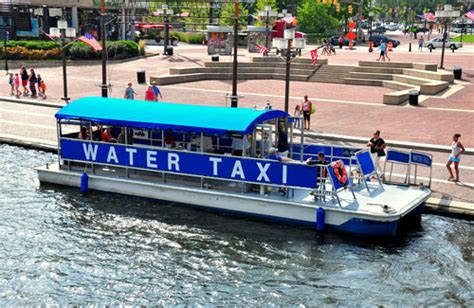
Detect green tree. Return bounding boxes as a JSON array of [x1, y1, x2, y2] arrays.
[[220, 2, 250, 28], [297, 0, 339, 36]]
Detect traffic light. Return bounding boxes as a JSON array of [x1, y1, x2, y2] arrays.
[[348, 5, 353, 14]]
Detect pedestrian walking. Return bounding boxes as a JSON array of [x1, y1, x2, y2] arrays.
[[338, 36, 344, 49], [39, 79, 47, 100], [446, 133, 465, 182], [302, 95, 312, 130], [377, 41, 387, 62], [293, 105, 302, 129], [418, 36, 424, 52], [152, 81, 162, 101], [36, 74, 43, 98], [13, 73, 21, 98], [367, 130, 386, 177], [20, 66, 29, 96], [329, 37, 336, 55], [8, 73, 14, 96], [145, 85, 156, 101], [124, 82, 137, 100], [28, 68, 37, 98]]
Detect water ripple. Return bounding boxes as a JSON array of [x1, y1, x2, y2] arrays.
[[0, 144, 473, 306]]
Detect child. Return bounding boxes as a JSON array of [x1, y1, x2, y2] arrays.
[[294, 105, 302, 129], [39, 80, 47, 100], [8, 73, 14, 96], [37, 74, 43, 97], [14, 73, 21, 98]]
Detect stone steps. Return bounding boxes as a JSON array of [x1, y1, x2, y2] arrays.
[[353, 66, 404, 74], [383, 90, 411, 105], [349, 72, 394, 80], [383, 80, 418, 91], [152, 72, 310, 85], [344, 78, 384, 86], [392, 75, 449, 95], [403, 68, 454, 83]]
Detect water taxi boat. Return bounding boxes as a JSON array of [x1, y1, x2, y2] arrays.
[[37, 97, 432, 237]]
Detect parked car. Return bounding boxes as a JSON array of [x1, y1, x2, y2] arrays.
[[385, 24, 399, 31], [329, 36, 357, 46], [414, 27, 429, 34], [369, 35, 400, 48], [424, 38, 463, 50], [372, 26, 386, 34]]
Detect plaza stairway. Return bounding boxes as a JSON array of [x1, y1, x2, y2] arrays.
[[151, 57, 328, 85], [152, 57, 453, 106], [344, 61, 453, 105]]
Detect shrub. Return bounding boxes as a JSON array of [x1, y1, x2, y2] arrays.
[[171, 32, 205, 44], [2, 40, 139, 60], [7, 40, 60, 50], [1, 46, 61, 60]]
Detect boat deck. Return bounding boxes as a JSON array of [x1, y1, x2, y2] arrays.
[[41, 163, 430, 220]]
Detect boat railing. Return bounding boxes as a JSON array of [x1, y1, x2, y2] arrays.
[[58, 137, 326, 197]]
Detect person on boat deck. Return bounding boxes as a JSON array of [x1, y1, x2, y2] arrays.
[[367, 130, 386, 176], [92, 125, 102, 141], [102, 126, 117, 143], [145, 85, 156, 101], [78, 126, 90, 140], [117, 127, 129, 144], [164, 130, 176, 148], [277, 122, 289, 157], [306, 152, 328, 179], [232, 135, 251, 156], [189, 135, 214, 153], [266, 147, 294, 196], [261, 132, 272, 158]]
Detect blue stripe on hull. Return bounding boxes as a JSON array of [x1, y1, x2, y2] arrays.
[[176, 201, 407, 237]]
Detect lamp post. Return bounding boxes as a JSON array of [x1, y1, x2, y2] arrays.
[[368, 11, 374, 44], [156, 4, 174, 55], [50, 20, 76, 104], [275, 27, 304, 113], [435, 5, 460, 69], [258, 5, 277, 51], [3, 30, 8, 74]]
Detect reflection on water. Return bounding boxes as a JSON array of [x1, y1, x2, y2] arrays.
[[0, 144, 472, 305]]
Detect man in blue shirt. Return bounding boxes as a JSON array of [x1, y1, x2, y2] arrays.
[[265, 148, 294, 196], [151, 81, 162, 101], [377, 41, 387, 62]]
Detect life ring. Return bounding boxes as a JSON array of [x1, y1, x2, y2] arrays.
[[332, 161, 347, 185]]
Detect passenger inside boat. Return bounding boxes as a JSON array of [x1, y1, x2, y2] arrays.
[[102, 126, 117, 143], [232, 134, 251, 156], [164, 130, 176, 148]]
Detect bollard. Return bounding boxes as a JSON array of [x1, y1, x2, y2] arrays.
[[409, 42, 412, 52]]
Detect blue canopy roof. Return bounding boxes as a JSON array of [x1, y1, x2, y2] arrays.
[[55, 97, 289, 135]]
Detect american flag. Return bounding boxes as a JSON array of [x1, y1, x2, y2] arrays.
[[465, 10, 474, 21], [78, 33, 103, 52], [256, 44, 269, 55], [310, 49, 318, 66]]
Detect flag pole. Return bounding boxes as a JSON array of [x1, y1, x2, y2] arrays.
[[101, 0, 108, 98]]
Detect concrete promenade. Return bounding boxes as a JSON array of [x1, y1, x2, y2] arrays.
[[0, 31, 473, 212]]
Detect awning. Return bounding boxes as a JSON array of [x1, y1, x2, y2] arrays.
[[55, 97, 289, 135]]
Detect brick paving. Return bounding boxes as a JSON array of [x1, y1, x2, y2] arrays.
[[1, 38, 473, 203]]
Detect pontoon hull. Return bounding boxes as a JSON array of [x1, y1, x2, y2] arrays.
[[37, 165, 429, 237]]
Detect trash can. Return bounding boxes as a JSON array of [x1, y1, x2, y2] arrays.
[[453, 66, 462, 80], [408, 89, 419, 106], [212, 55, 219, 62], [137, 70, 146, 84], [166, 46, 173, 56]]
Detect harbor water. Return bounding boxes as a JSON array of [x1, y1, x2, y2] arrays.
[[0, 144, 472, 305]]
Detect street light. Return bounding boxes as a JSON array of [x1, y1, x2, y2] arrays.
[[435, 5, 460, 69], [49, 19, 76, 104], [274, 26, 304, 113], [156, 4, 174, 55], [3, 30, 9, 74], [257, 5, 277, 51]]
